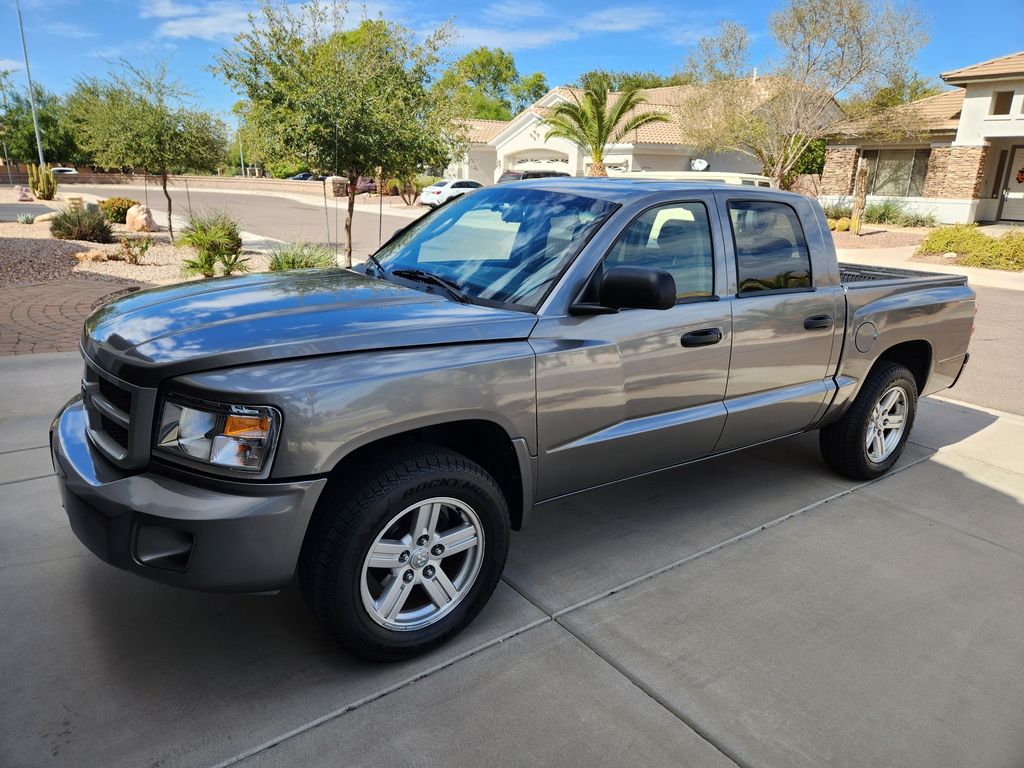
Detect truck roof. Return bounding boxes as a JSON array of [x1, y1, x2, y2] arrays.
[[507, 177, 797, 204]]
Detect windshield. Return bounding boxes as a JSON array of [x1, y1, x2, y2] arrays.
[[369, 186, 617, 310]]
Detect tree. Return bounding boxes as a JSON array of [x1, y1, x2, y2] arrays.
[[0, 76, 84, 166], [678, 0, 929, 187], [435, 46, 548, 120], [69, 63, 226, 238], [575, 69, 696, 93], [845, 70, 943, 113], [541, 82, 670, 176], [214, 2, 463, 266]]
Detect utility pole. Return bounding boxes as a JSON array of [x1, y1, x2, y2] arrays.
[[236, 118, 245, 177], [15, 0, 45, 167], [0, 75, 13, 186]]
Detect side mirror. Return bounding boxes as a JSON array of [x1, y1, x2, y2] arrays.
[[599, 266, 676, 310]]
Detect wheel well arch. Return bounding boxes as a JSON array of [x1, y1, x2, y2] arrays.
[[872, 339, 932, 395], [326, 420, 527, 530]]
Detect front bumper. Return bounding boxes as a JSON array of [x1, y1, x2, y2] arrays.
[[50, 397, 327, 593]]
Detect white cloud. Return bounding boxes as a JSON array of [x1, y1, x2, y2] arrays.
[[454, 25, 577, 51], [140, 0, 204, 19], [578, 7, 663, 32], [478, 0, 549, 25], [157, 6, 253, 40], [0, 58, 24, 73], [47, 21, 98, 39]]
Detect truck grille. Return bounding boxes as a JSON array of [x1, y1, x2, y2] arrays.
[[81, 359, 157, 470]]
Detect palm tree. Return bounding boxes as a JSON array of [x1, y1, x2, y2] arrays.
[[541, 82, 671, 176]]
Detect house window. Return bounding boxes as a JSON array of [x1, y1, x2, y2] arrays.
[[991, 91, 1014, 116], [861, 149, 931, 197]]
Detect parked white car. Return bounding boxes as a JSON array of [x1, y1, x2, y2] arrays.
[[419, 179, 483, 207], [50, 167, 79, 175]]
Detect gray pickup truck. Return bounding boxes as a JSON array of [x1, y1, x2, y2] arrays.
[[51, 180, 975, 660]]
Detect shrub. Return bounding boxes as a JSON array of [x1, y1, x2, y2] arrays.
[[27, 163, 57, 200], [118, 235, 153, 265], [267, 161, 306, 179], [835, 217, 851, 232], [896, 210, 937, 228], [99, 197, 141, 224], [269, 243, 335, 271], [50, 208, 113, 243], [863, 200, 904, 224], [16, 213, 35, 225], [826, 218, 836, 231], [822, 202, 852, 219], [178, 210, 245, 278], [916, 224, 1024, 271]]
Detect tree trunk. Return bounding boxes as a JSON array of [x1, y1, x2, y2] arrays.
[[161, 173, 174, 241], [851, 160, 869, 237], [342, 174, 356, 269], [587, 161, 607, 177]]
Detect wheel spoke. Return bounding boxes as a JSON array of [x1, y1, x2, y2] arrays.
[[421, 568, 459, 608], [865, 428, 876, 451], [872, 433, 885, 459], [435, 524, 479, 556], [366, 539, 407, 569], [879, 388, 901, 414], [412, 501, 442, 540], [886, 414, 904, 428], [376, 575, 414, 620]]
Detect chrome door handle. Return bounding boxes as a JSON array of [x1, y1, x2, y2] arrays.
[[681, 328, 723, 347], [804, 314, 834, 330]]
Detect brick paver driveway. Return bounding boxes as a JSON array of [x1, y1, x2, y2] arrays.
[[0, 280, 141, 356]]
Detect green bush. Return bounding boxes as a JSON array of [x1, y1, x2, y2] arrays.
[[269, 243, 335, 271], [50, 208, 113, 243], [16, 213, 35, 225], [822, 202, 852, 219], [917, 224, 1024, 271], [826, 218, 836, 231], [835, 217, 851, 232], [118, 235, 153, 265], [864, 200, 904, 224], [267, 161, 307, 179], [99, 197, 141, 224], [895, 210, 937, 228], [178, 210, 246, 278]]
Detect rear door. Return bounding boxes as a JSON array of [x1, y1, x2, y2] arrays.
[[713, 193, 841, 452], [531, 195, 733, 499]]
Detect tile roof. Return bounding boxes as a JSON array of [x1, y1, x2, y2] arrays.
[[831, 89, 964, 138], [942, 51, 1024, 84], [461, 118, 510, 143]]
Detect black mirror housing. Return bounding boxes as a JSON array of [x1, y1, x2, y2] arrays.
[[599, 266, 676, 311]]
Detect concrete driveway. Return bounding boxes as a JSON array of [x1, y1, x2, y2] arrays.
[[2, 353, 1022, 768]]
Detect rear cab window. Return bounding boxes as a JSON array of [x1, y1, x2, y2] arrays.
[[727, 200, 812, 295]]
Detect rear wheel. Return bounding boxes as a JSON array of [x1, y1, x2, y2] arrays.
[[298, 446, 510, 661], [819, 362, 917, 480]]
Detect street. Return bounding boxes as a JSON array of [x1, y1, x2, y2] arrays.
[[70, 184, 420, 256]]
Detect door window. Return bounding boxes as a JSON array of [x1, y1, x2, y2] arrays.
[[728, 200, 812, 294], [604, 202, 714, 299]]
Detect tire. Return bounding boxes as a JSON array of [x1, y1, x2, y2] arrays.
[[819, 362, 918, 481], [298, 445, 510, 661]]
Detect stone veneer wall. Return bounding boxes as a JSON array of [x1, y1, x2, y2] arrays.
[[820, 147, 858, 195], [922, 145, 988, 199]]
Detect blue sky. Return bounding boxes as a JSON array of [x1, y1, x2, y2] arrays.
[[2, 0, 1024, 120]]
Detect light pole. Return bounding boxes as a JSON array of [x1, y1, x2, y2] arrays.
[[0, 75, 13, 186], [15, 0, 45, 167], [236, 118, 245, 177]]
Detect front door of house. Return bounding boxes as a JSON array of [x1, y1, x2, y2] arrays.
[[1000, 146, 1024, 222]]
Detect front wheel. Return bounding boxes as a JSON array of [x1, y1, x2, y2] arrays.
[[819, 362, 918, 480], [298, 446, 510, 661]]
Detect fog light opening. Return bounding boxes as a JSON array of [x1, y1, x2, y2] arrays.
[[135, 524, 194, 572]]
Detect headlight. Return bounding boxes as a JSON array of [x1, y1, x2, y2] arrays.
[[156, 398, 281, 473]]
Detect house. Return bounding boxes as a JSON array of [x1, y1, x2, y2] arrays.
[[448, 86, 761, 184], [820, 50, 1024, 224]]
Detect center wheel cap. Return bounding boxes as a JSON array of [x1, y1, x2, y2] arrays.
[[410, 549, 430, 569]]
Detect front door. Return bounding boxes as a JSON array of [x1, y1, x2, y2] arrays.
[[1000, 146, 1024, 222], [532, 197, 732, 500]]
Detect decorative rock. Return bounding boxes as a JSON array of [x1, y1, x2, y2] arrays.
[[943, 251, 958, 259], [34, 211, 60, 223], [74, 249, 108, 263], [125, 204, 156, 232], [16, 185, 33, 202]]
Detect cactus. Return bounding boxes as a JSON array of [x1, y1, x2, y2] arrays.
[[27, 163, 58, 201]]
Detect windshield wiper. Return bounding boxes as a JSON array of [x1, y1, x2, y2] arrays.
[[364, 252, 386, 277], [390, 268, 470, 304]]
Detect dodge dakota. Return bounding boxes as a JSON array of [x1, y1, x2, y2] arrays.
[[51, 180, 975, 660]]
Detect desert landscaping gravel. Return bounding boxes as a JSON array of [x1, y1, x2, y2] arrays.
[[830, 226, 926, 249]]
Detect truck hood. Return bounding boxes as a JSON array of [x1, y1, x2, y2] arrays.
[[83, 269, 538, 385]]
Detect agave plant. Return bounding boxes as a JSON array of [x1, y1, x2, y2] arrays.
[[541, 82, 670, 176]]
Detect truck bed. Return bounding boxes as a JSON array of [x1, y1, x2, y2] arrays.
[[839, 262, 968, 288]]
